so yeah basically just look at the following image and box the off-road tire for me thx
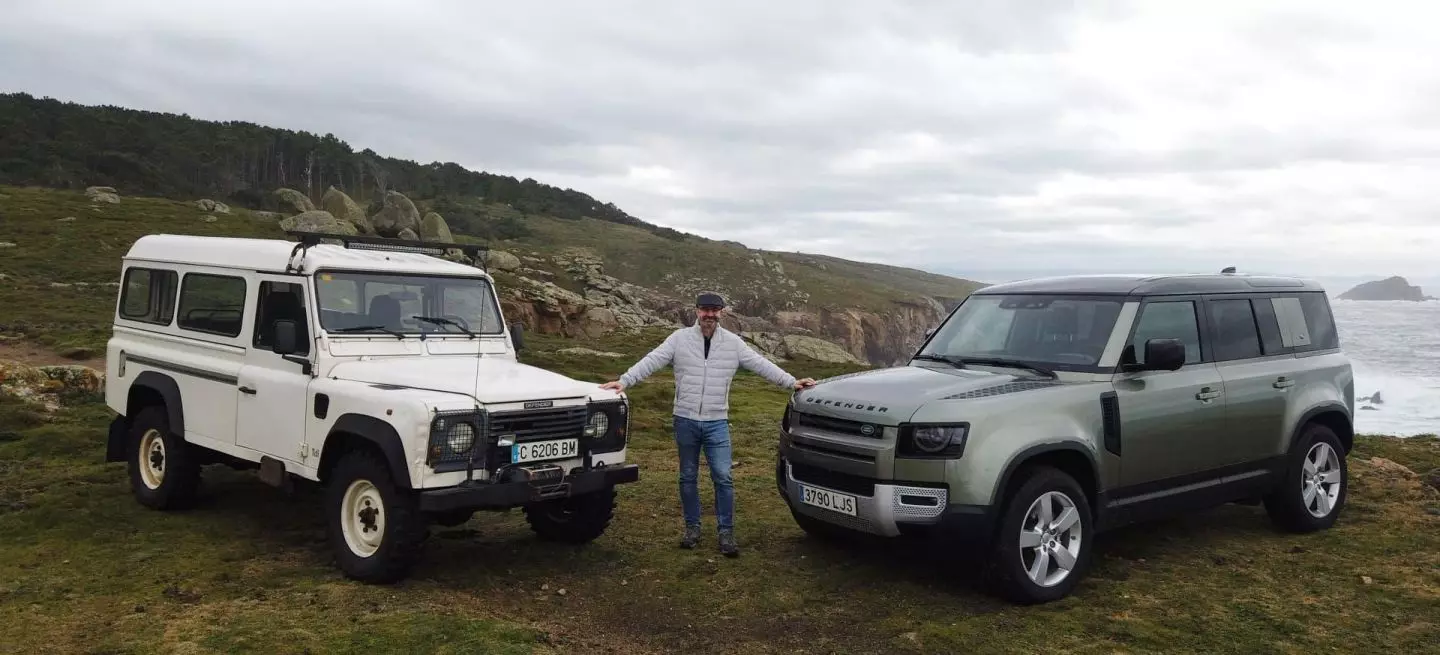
[985,465,1094,605]
[127,405,201,510]
[523,486,616,544]
[325,449,427,583]
[1264,422,1348,533]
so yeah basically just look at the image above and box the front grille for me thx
[428,406,588,473]
[489,406,587,442]
[795,412,881,439]
[788,461,876,496]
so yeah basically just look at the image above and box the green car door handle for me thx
[1195,387,1221,401]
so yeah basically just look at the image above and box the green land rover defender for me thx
[776,272,1353,603]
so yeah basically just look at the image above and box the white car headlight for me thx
[446,422,476,453]
[584,411,609,438]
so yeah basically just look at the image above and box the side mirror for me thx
[509,321,525,351]
[273,319,300,355]
[1141,338,1187,371]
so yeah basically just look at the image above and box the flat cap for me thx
[695,292,726,308]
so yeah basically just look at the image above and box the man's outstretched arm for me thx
[601,332,678,392]
[737,341,815,390]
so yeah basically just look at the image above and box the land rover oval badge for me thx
[860,424,876,437]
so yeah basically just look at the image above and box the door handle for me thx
[1273,377,1294,389]
[239,385,257,395]
[1195,387,1221,401]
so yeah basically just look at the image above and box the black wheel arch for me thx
[319,414,415,489]
[1291,403,1354,454]
[988,441,1101,520]
[108,372,186,462]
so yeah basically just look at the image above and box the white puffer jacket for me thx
[619,325,797,421]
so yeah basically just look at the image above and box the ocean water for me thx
[1330,299,1440,437]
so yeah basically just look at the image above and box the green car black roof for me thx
[972,273,1327,296]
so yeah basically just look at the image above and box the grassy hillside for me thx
[0,184,982,357]
[493,209,982,313]
[1,330,1437,654]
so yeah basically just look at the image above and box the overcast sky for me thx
[3,0,1438,288]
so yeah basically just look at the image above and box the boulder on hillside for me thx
[273,187,315,214]
[321,186,373,234]
[196,199,232,214]
[486,250,522,272]
[85,186,119,204]
[750,332,865,364]
[420,212,454,242]
[279,210,358,236]
[371,191,421,237]
[1339,276,1427,302]
[398,227,419,241]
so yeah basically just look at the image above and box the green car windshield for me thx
[917,294,1126,371]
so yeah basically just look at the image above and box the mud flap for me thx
[106,414,128,463]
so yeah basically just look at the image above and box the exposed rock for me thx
[272,187,314,214]
[486,250,521,272]
[1366,457,1417,478]
[1339,276,1427,302]
[321,186,372,234]
[501,278,591,337]
[196,199,231,214]
[197,215,218,224]
[420,212,454,242]
[250,210,281,221]
[398,228,419,241]
[56,217,76,223]
[85,186,119,204]
[279,210,358,236]
[0,242,15,249]
[750,332,866,364]
[0,360,105,411]
[580,307,621,338]
[1423,468,1440,492]
[371,191,422,237]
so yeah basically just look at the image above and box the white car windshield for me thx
[314,270,503,336]
[917,294,1125,370]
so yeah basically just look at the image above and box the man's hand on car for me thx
[600,380,625,392]
[794,378,817,390]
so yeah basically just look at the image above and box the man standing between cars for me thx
[600,292,816,557]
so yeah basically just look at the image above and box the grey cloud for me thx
[2,0,1436,281]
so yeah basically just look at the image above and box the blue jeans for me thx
[673,416,734,531]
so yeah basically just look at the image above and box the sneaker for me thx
[718,528,739,558]
[679,524,700,549]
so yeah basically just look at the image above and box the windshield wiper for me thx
[413,315,475,338]
[954,357,1057,379]
[331,325,406,339]
[912,353,966,369]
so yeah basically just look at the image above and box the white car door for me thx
[235,276,314,466]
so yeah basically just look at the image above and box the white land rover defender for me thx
[103,231,638,582]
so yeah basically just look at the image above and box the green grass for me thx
[2,330,1438,654]
[0,184,287,355]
